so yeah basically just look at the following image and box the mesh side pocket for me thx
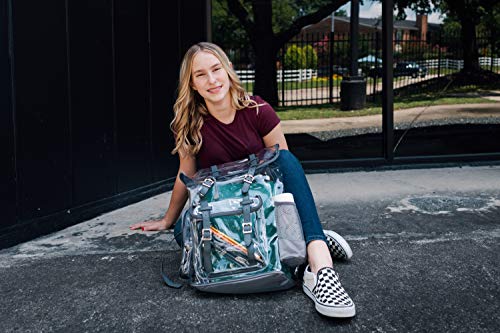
[179,210,193,279]
[274,201,306,268]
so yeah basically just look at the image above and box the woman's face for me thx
[191,51,231,106]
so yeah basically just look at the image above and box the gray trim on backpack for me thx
[192,271,296,294]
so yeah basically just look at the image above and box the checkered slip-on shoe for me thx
[303,266,356,318]
[324,230,353,260]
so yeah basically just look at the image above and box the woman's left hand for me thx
[129,218,170,231]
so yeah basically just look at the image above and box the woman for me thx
[130,42,356,318]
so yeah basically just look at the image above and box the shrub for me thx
[302,45,318,68]
[284,45,318,69]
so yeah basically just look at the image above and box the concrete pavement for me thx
[1,165,499,332]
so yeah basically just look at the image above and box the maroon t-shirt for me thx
[196,95,280,169]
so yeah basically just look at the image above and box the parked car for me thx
[332,65,349,76]
[368,61,427,78]
[317,65,349,77]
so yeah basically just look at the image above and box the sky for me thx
[339,1,445,24]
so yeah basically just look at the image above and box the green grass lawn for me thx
[275,90,498,121]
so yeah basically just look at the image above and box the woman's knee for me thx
[277,149,303,172]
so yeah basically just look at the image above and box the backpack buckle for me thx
[243,174,254,184]
[242,222,252,234]
[199,177,216,198]
[202,177,215,188]
[201,228,212,241]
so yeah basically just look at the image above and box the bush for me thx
[284,45,318,69]
[302,45,318,68]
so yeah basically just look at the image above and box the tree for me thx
[212,0,250,50]
[392,0,499,72]
[222,0,350,106]
[480,2,500,59]
[334,9,348,17]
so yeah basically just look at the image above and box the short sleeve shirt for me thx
[196,95,280,169]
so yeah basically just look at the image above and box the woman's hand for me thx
[129,217,172,232]
[130,153,194,233]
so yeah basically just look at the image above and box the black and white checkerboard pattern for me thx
[325,234,348,260]
[312,268,353,307]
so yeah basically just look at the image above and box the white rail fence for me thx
[236,69,317,83]
[237,57,499,83]
[417,57,500,70]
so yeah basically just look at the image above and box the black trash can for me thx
[340,76,366,110]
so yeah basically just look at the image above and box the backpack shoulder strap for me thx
[199,200,214,273]
[160,258,183,288]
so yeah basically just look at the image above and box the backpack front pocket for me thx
[192,201,270,280]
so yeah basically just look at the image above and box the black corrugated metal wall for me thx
[0,0,209,248]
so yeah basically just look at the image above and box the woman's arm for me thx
[130,153,196,231]
[263,123,289,150]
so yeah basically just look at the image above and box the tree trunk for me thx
[460,14,480,73]
[250,0,279,106]
[226,0,349,106]
[252,41,279,106]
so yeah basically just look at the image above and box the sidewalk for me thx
[282,103,500,136]
[1,165,499,332]
[281,92,500,136]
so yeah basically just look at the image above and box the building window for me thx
[395,30,403,41]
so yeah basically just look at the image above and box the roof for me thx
[303,15,441,32]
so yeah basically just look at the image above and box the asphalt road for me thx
[1,166,499,332]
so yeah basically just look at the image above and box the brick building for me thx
[298,14,441,42]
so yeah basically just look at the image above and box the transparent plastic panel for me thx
[189,176,287,285]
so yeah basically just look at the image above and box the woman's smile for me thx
[207,85,223,93]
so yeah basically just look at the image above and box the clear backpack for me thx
[168,146,306,294]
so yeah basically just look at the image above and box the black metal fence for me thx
[224,31,499,106]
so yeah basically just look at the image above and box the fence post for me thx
[382,0,394,161]
[373,31,379,98]
[491,31,495,72]
[281,46,285,106]
[437,30,442,77]
[329,31,334,104]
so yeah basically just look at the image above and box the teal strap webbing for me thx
[240,153,258,264]
[241,196,256,265]
[241,154,257,195]
[210,165,220,178]
[199,201,213,273]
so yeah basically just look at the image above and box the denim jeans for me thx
[173,149,326,246]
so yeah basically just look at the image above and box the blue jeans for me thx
[173,149,326,246]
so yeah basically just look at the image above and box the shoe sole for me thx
[324,230,353,260]
[303,284,356,318]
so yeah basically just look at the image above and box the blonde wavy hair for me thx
[170,42,260,157]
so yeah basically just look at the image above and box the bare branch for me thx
[226,0,255,37]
